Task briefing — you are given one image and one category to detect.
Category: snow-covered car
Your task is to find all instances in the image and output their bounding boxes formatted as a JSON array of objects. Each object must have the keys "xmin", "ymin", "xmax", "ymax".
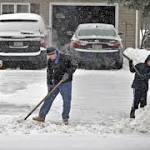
[
  {"xmin": 70, "ymin": 23, "xmax": 123, "ymax": 69},
  {"xmin": 0, "ymin": 13, "xmax": 48, "ymax": 69}
]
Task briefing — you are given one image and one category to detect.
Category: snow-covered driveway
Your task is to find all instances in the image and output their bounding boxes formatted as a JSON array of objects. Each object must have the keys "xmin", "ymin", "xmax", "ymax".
[{"xmin": 0, "ymin": 68, "xmax": 150, "ymax": 149}]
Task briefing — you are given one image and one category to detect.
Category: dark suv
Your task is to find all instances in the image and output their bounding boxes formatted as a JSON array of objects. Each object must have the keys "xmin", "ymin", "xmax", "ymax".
[{"xmin": 0, "ymin": 13, "xmax": 48, "ymax": 69}]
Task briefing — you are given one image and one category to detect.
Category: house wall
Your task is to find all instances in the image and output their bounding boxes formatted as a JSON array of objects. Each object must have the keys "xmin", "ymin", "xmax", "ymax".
[
  {"xmin": 118, "ymin": 5, "xmax": 137, "ymax": 48},
  {"xmin": 0, "ymin": 0, "xmax": 49, "ymax": 24}
]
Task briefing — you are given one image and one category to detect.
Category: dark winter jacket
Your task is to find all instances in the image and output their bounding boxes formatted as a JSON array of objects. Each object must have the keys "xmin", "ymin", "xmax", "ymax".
[
  {"xmin": 47, "ymin": 53, "xmax": 77, "ymax": 85},
  {"xmin": 129, "ymin": 59, "xmax": 150, "ymax": 90}
]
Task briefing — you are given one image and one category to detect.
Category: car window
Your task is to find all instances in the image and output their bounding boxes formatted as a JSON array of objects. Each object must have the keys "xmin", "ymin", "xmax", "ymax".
[
  {"xmin": 78, "ymin": 28, "xmax": 117, "ymax": 37},
  {"xmin": 0, "ymin": 19, "xmax": 39, "ymax": 32}
]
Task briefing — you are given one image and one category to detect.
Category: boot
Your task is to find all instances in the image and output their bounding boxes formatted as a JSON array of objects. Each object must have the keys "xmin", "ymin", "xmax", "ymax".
[
  {"xmin": 63, "ymin": 119, "xmax": 69, "ymax": 125},
  {"xmin": 33, "ymin": 116, "xmax": 45, "ymax": 122},
  {"xmin": 140, "ymin": 100, "xmax": 147, "ymax": 108},
  {"xmin": 130, "ymin": 108, "xmax": 135, "ymax": 119}
]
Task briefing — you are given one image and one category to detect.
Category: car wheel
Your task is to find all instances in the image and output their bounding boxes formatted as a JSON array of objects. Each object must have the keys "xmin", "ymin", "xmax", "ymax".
[{"xmin": 31, "ymin": 60, "xmax": 47, "ymax": 70}]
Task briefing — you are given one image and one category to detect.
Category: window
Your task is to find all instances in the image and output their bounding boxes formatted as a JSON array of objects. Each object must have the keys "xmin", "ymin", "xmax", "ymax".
[
  {"xmin": 17, "ymin": 4, "xmax": 30, "ymax": 13},
  {"xmin": 1, "ymin": 4, "xmax": 14, "ymax": 14},
  {"xmin": 78, "ymin": 29, "xmax": 116, "ymax": 37},
  {"xmin": 31, "ymin": 3, "xmax": 40, "ymax": 14},
  {"xmin": 1, "ymin": 3, "xmax": 30, "ymax": 14}
]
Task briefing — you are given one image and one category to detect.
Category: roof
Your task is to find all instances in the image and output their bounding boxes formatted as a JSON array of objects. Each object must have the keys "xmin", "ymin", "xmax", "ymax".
[{"xmin": 0, "ymin": 13, "xmax": 42, "ymax": 21}]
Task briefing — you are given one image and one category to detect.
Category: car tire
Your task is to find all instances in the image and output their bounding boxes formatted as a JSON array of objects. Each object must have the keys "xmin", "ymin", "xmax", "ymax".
[
  {"xmin": 31, "ymin": 59, "xmax": 47, "ymax": 70},
  {"xmin": 31, "ymin": 52, "xmax": 47, "ymax": 69}
]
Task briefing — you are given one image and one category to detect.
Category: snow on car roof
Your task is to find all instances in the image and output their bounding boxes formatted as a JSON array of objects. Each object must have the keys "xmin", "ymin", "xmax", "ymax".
[
  {"xmin": 78, "ymin": 23, "xmax": 115, "ymax": 30},
  {"xmin": 0, "ymin": 13, "xmax": 42, "ymax": 21}
]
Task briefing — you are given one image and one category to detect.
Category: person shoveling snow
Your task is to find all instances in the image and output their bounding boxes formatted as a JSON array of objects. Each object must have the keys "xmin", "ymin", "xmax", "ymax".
[
  {"xmin": 32, "ymin": 47, "xmax": 77, "ymax": 125},
  {"xmin": 123, "ymin": 48, "xmax": 150, "ymax": 119}
]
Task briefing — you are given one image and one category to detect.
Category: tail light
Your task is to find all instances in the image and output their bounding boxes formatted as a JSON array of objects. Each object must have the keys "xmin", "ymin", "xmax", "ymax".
[
  {"xmin": 70, "ymin": 40, "xmax": 81, "ymax": 48},
  {"xmin": 70, "ymin": 40, "xmax": 88, "ymax": 49},
  {"xmin": 40, "ymin": 36, "xmax": 48, "ymax": 48},
  {"xmin": 108, "ymin": 40, "xmax": 122, "ymax": 49},
  {"xmin": 0, "ymin": 60, "xmax": 3, "ymax": 68}
]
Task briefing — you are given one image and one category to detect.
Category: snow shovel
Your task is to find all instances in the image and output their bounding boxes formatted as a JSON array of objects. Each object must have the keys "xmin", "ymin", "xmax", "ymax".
[
  {"xmin": 123, "ymin": 53, "xmax": 142, "ymax": 76},
  {"xmin": 24, "ymin": 79, "xmax": 64, "ymax": 120}
]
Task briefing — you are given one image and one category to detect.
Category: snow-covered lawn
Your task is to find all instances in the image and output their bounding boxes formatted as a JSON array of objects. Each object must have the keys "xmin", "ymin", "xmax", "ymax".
[{"xmin": 0, "ymin": 66, "xmax": 150, "ymax": 149}]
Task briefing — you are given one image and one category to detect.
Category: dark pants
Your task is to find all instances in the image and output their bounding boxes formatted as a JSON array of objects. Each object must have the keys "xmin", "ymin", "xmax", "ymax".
[
  {"xmin": 132, "ymin": 88, "xmax": 147, "ymax": 109},
  {"xmin": 39, "ymin": 81, "xmax": 72, "ymax": 120}
]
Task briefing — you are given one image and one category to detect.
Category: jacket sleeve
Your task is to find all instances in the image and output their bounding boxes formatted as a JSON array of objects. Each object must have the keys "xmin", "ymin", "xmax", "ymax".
[
  {"xmin": 142, "ymin": 72, "xmax": 150, "ymax": 80},
  {"xmin": 47, "ymin": 62, "xmax": 53, "ymax": 85},
  {"xmin": 65, "ymin": 55, "xmax": 77, "ymax": 75},
  {"xmin": 135, "ymin": 64, "xmax": 150, "ymax": 80},
  {"xmin": 129, "ymin": 61, "xmax": 135, "ymax": 73}
]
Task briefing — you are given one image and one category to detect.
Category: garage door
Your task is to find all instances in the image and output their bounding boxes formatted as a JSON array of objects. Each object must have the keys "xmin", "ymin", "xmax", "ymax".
[{"xmin": 50, "ymin": 4, "xmax": 117, "ymax": 49}]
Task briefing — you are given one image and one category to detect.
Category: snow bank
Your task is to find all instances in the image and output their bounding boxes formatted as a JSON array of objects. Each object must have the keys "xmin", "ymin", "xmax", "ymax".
[
  {"xmin": 123, "ymin": 47, "xmax": 150, "ymax": 65},
  {"xmin": 0, "ymin": 115, "xmax": 115, "ymax": 135},
  {"xmin": 1, "ymin": 106, "xmax": 150, "ymax": 136},
  {"xmin": 114, "ymin": 106, "xmax": 150, "ymax": 134}
]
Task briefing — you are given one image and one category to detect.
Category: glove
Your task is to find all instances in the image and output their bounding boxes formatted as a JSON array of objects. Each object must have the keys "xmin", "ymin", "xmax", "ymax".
[
  {"xmin": 129, "ymin": 60, "xmax": 133, "ymax": 68},
  {"xmin": 129, "ymin": 60, "xmax": 133, "ymax": 65},
  {"xmin": 62, "ymin": 73, "xmax": 69, "ymax": 82}
]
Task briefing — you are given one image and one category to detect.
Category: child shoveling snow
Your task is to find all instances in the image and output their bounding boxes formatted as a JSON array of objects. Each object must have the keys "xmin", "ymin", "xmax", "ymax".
[{"xmin": 124, "ymin": 48, "xmax": 150, "ymax": 118}]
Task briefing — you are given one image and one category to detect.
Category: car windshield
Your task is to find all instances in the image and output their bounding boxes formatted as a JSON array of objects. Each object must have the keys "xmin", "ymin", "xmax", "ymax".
[{"xmin": 78, "ymin": 28, "xmax": 117, "ymax": 37}]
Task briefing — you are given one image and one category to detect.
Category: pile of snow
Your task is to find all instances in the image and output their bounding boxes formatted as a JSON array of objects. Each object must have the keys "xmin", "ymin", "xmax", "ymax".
[
  {"xmin": 1, "ymin": 106, "xmax": 150, "ymax": 135},
  {"xmin": 114, "ymin": 106, "xmax": 150, "ymax": 134},
  {"xmin": 123, "ymin": 47, "xmax": 150, "ymax": 65},
  {"xmin": 0, "ymin": 113, "xmax": 119, "ymax": 135}
]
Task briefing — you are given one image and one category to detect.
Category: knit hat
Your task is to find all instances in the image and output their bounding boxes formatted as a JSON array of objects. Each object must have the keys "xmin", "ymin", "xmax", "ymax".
[{"xmin": 47, "ymin": 47, "xmax": 57, "ymax": 54}]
